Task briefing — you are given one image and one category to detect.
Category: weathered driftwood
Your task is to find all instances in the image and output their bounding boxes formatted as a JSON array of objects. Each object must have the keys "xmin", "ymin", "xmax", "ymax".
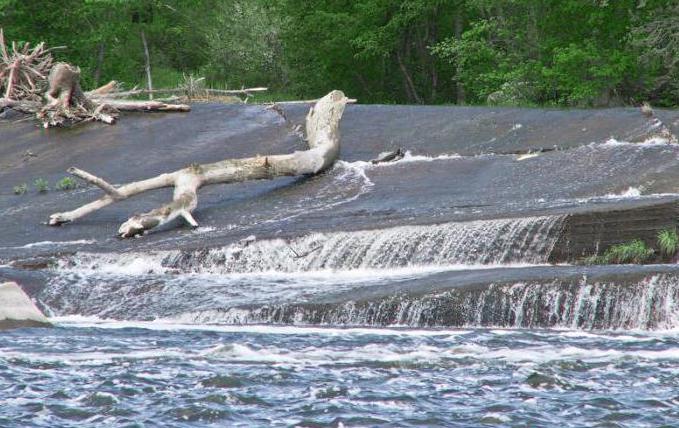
[
  {"xmin": 49, "ymin": 90, "xmax": 349, "ymax": 237},
  {"xmin": 0, "ymin": 29, "xmax": 190, "ymax": 127},
  {"xmin": 0, "ymin": 28, "xmax": 56, "ymax": 102},
  {"xmin": 96, "ymin": 87, "xmax": 268, "ymax": 98},
  {"xmin": 269, "ymin": 97, "xmax": 357, "ymax": 105},
  {"xmin": 97, "ymin": 99, "xmax": 191, "ymax": 112}
]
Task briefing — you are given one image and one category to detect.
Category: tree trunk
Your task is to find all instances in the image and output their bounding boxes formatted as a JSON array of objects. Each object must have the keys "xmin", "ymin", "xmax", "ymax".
[
  {"xmin": 140, "ymin": 30, "xmax": 153, "ymax": 100},
  {"xmin": 93, "ymin": 43, "xmax": 105, "ymax": 88},
  {"xmin": 396, "ymin": 30, "xmax": 423, "ymax": 105},
  {"xmin": 396, "ymin": 49, "xmax": 422, "ymax": 104},
  {"xmin": 454, "ymin": 11, "xmax": 466, "ymax": 105},
  {"xmin": 430, "ymin": 16, "xmax": 439, "ymax": 102},
  {"xmin": 48, "ymin": 90, "xmax": 349, "ymax": 238}
]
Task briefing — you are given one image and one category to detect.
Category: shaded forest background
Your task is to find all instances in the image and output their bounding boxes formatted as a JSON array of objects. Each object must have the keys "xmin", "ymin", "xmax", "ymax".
[{"xmin": 1, "ymin": 0, "xmax": 677, "ymax": 107}]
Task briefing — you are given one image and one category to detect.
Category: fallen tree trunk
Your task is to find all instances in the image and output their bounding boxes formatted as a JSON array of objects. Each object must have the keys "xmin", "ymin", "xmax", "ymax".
[
  {"xmin": 49, "ymin": 90, "xmax": 349, "ymax": 237},
  {"xmin": 98, "ymin": 99, "xmax": 191, "ymax": 112},
  {"xmin": 94, "ymin": 87, "xmax": 268, "ymax": 99}
]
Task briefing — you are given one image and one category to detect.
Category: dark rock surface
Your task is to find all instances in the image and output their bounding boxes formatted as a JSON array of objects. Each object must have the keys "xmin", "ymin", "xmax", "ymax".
[
  {"xmin": 550, "ymin": 201, "xmax": 679, "ymax": 263},
  {"xmin": 1, "ymin": 103, "xmax": 678, "ymax": 265}
]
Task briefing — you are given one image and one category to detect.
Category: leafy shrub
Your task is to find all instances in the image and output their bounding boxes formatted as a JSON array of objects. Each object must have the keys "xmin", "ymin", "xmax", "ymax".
[
  {"xmin": 657, "ymin": 229, "xmax": 679, "ymax": 257},
  {"xmin": 604, "ymin": 240, "xmax": 654, "ymax": 264},
  {"xmin": 584, "ymin": 240, "xmax": 654, "ymax": 265},
  {"xmin": 13, "ymin": 183, "xmax": 27, "ymax": 195},
  {"xmin": 56, "ymin": 176, "xmax": 77, "ymax": 191},
  {"xmin": 582, "ymin": 254, "xmax": 606, "ymax": 265},
  {"xmin": 33, "ymin": 178, "xmax": 49, "ymax": 193}
]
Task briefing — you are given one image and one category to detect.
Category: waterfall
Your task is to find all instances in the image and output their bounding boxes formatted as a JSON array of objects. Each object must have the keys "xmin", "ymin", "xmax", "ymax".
[
  {"xmin": 56, "ymin": 215, "xmax": 565, "ymax": 275},
  {"xmin": 167, "ymin": 274, "xmax": 679, "ymax": 330},
  {"xmin": 47, "ymin": 214, "xmax": 643, "ymax": 328},
  {"xmin": 164, "ymin": 215, "xmax": 565, "ymax": 273}
]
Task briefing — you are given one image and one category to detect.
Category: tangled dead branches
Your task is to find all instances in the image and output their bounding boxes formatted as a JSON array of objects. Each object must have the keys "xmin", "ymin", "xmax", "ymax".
[
  {"xmin": 0, "ymin": 29, "xmax": 190, "ymax": 128},
  {"xmin": 0, "ymin": 29, "xmax": 56, "ymax": 103}
]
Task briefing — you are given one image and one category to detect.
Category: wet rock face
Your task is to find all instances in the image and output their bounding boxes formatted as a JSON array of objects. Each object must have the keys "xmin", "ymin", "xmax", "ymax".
[{"xmin": 549, "ymin": 201, "xmax": 679, "ymax": 263}]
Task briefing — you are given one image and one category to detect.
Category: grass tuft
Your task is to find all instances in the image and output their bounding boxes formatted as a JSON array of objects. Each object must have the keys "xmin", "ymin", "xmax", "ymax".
[
  {"xmin": 56, "ymin": 176, "xmax": 78, "ymax": 191},
  {"xmin": 13, "ymin": 183, "xmax": 27, "ymax": 195},
  {"xmin": 584, "ymin": 239, "xmax": 654, "ymax": 265},
  {"xmin": 657, "ymin": 229, "xmax": 679, "ymax": 257},
  {"xmin": 33, "ymin": 178, "xmax": 49, "ymax": 193}
]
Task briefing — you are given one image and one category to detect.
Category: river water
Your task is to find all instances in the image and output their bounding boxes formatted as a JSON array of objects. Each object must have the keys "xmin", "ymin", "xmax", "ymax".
[{"xmin": 4, "ymin": 321, "xmax": 679, "ymax": 427}]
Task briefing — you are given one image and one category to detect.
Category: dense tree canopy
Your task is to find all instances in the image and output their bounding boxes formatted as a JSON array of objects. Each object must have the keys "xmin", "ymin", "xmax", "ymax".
[{"xmin": 1, "ymin": 0, "xmax": 676, "ymax": 106}]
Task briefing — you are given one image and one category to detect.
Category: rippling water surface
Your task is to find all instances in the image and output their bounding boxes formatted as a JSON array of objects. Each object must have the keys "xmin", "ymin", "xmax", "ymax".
[{"xmin": 2, "ymin": 322, "xmax": 679, "ymax": 427}]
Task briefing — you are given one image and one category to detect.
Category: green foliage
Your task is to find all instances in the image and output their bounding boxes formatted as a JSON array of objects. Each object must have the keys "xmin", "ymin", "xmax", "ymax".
[
  {"xmin": 13, "ymin": 183, "xmax": 27, "ymax": 195},
  {"xmin": 585, "ymin": 240, "xmax": 655, "ymax": 265},
  {"xmin": 56, "ymin": 176, "xmax": 78, "ymax": 191},
  {"xmin": 200, "ymin": 0, "xmax": 285, "ymax": 89},
  {"xmin": 657, "ymin": 229, "xmax": 679, "ymax": 257},
  {"xmin": 0, "ymin": 0, "xmax": 676, "ymax": 106},
  {"xmin": 33, "ymin": 178, "xmax": 49, "ymax": 193}
]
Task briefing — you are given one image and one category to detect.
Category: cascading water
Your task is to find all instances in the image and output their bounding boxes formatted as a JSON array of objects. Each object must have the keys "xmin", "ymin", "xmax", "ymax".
[
  {"xmin": 39, "ymin": 215, "xmax": 572, "ymax": 323},
  {"xmin": 165, "ymin": 272, "xmax": 679, "ymax": 330},
  {"xmin": 56, "ymin": 214, "xmax": 565, "ymax": 274},
  {"xmin": 34, "ymin": 211, "xmax": 679, "ymax": 331},
  {"xmin": 170, "ymin": 215, "xmax": 564, "ymax": 272}
]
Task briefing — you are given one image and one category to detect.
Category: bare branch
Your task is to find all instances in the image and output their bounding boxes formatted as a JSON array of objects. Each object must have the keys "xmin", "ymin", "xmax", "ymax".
[{"xmin": 67, "ymin": 167, "xmax": 124, "ymax": 200}]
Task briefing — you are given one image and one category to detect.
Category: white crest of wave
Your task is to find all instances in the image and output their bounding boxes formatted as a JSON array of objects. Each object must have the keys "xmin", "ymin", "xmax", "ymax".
[
  {"xmin": 336, "ymin": 150, "xmax": 462, "ymax": 171},
  {"xmin": 2, "ymin": 239, "xmax": 96, "ymax": 249},
  {"xmin": 601, "ymin": 137, "xmax": 672, "ymax": 147},
  {"xmin": 52, "ymin": 315, "xmax": 473, "ymax": 337},
  {"xmin": 200, "ymin": 340, "xmax": 679, "ymax": 366},
  {"xmin": 602, "ymin": 186, "xmax": 642, "ymax": 199},
  {"xmin": 57, "ymin": 251, "xmax": 171, "ymax": 275}
]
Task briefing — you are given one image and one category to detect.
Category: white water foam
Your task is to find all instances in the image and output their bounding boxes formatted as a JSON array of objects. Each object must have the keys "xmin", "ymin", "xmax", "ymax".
[
  {"xmin": 337, "ymin": 150, "xmax": 462, "ymax": 172},
  {"xmin": 51, "ymin": 316, "xmax": 473, "ymax": 337},
  {"xmin": 600, "ymin": 137, "xmax": 674, "ymax": 147},
  {"xmin": 54, "ymin": 215, "xmax": 564, "ymax": 276},
  {"xmin": 1, "ymin": 239, "xmax": 96, "ymax": 250},
  {"xmin": 602, "ymin": 186, "xmax": 642, "ymax": 199},
  {"xmin": 0, "ymin": 348, "xmax": 187, "ymax": 366}
]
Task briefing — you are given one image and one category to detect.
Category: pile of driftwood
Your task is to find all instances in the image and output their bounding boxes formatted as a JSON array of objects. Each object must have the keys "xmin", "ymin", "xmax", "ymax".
[{"xmin": 0, "ymin": 29, "xmax": 189, "ymax": 128}]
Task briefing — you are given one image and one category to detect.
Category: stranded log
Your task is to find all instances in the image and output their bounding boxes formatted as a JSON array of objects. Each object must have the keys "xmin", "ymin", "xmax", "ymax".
[{"xmin": 49, "ymin": 90, "xmax": 349, "ymax": 237}]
